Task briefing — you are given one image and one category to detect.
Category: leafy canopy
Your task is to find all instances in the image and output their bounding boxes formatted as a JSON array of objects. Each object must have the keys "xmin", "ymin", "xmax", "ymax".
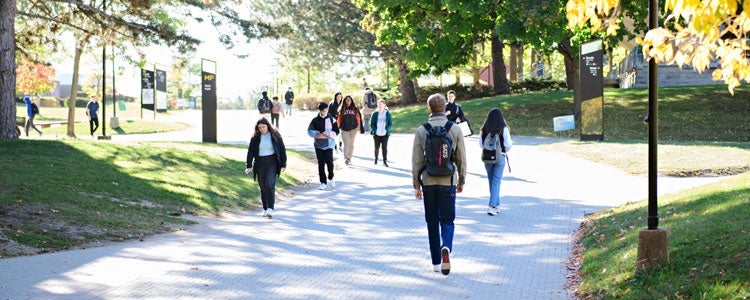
[{"xmin": 566, "ymin": 0, "xmax": 750, "ymax": 93}]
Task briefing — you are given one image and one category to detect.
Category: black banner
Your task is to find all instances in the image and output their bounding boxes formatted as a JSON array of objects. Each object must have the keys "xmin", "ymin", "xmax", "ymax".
[
  {"xmin": 155, "ymin": 69, "xmax": 167, "ymax": 112},
  {"xmin": 579, "ymin": 40, "xmax": 604, "ymax": 141},
  {"xmin": 202, "ymin": 59, "xmax": 217, "ymax": 143},
  {"xmin": 141, "ymin": 69, "xmax": 155, "ymax": 111}
]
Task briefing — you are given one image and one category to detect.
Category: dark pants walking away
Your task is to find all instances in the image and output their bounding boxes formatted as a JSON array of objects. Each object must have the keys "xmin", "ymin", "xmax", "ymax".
[
  {"xmin": 373, "ymin": 135, "xmax": 389, "ymax": 162},
  {"xmin": 25, "ymin": 115, "xmax": 42, "ymax": 136},
  {"xmin": 256, "ymin": 155, "xmax": 278, "ymax": 210},
  {"xmin": 271, "ymin": 113, "xmax": 280, "ymax": 129},
  {"xmin": 315, "ymin": 148, "xmax": 334, "ymax": 184},
  {"xmin": 90, "ymin": 117, "xmax": 99, "ymax": 135},
  {"xmin": 422, "ymin": 185, "xmax": 456, "ymax": 265}
]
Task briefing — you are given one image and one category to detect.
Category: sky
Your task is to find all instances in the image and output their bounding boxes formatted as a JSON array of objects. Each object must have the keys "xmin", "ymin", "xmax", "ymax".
[{"xmin": 53, "ymin": 17, "xmax": 281, "ymax": 101}]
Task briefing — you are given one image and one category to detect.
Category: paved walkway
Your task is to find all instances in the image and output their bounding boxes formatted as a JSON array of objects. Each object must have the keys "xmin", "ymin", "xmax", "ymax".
[{"xmin": 0, "ymin": 109, "xmax": 724, "ymax": 299}]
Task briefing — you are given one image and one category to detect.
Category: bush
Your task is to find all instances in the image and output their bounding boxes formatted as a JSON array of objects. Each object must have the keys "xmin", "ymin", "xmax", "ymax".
[
  {"xmin": 416, "ymin": 84, "xmax": 495, "ymax": 103},
  {"xmin": 509, "ymin": 78, "xmax": 567, "ymax": 93}
]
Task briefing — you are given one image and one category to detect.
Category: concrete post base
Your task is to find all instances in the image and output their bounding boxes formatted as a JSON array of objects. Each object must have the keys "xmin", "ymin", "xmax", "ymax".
[
  {"xmin": 109, "ymin": 117, "xmax": 120, "ymax": 129},
  {"xmin": 636, "ymin": 228, "xmax": 669, "ymax": 272}
]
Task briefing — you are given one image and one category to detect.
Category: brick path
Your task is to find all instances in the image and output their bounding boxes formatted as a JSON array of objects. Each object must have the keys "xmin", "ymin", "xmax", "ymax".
[{"xmin": 0, "ymin": 109, "xmax": 722, "ymax": 299}]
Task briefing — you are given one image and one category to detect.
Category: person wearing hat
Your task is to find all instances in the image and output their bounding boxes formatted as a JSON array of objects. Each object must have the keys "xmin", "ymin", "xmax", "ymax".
[
  {"xmin": 307, "ymin": 102, "xmax": 340, "ymax": 190},
  {"xmin": 23, "ymin": 95, "xmax": 42, "ymax": 137}
]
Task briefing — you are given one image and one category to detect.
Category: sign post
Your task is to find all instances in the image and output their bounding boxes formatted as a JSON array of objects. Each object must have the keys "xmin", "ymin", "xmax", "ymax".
[
  {"xmin": 202, "ymin": 59, "xmax": 217, "ymax": 143},
  {"xmin": 579, "ymin": 39, "xmax": 604, "ymax": 141}
]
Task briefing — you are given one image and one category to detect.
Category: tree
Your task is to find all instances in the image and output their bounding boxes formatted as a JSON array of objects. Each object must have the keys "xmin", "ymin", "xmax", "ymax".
[
  {"xmin": 566, "ymin": 0, "xmax": 747, "ymax": 93},
  {"xmin": 355, "ymin": 0, "xmax": 512, "ymax": 94},
  {"xmin": 2, "ymin": 0, "xmax": 290, "ymax": 139},
  {"xmin": 15, "ymin": 61, "xmax": 56, "ymax": 96}
]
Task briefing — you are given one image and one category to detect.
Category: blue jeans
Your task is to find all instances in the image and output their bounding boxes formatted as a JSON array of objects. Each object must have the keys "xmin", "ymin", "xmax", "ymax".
[
  {"xmin": 422, "ymin": 185, "xmax": 456, "ymax": 265},
  {"xmin": 484, "ymin": 155, "xmax": 506, "ymax": 208}
]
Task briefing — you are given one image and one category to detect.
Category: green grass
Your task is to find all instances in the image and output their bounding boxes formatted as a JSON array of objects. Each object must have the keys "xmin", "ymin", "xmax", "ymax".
[
  {"xmin": 390, "ymin": 85, "xmax": 750, "ymax": 142},
  {"xmin": 39, "ymin": 119, "xmax": 189, "ymax": 137},
  {"xmin": 573, "ymin": 172, "xmax": 750, "ymax": 299},
  {"xmin": 0, "ymin": 140, "xmax": 315, "ymax": 256}
]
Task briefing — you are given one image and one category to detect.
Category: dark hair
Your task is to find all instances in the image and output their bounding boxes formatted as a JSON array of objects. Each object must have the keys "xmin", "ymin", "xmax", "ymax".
[
  {"xmin": 480, "ymin": 108, "xmax": 509, "ymax": 140},
  {"xmin": 340, "ymin": 95, "xmax": 361, "ymax": 115},
  {"xmin": 333, "ymin": 92, "xmax": 342, "ymax": 102},
  {"xmin": 253, "ymin": 117, "xmax": 282, "ymax": 141}
]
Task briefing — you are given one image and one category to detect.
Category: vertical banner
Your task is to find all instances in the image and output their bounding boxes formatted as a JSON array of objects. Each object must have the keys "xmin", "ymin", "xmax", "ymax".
[
  {"xmin": 579, "ymin": 39, "xmax": 604, "ymax": 141},
  {"xmin": 141, "ymin": 69, "xmax": 155, "ymax": 112},
  {"xmin": 202, "ymin": 59, "xmax": 217, "ymax": 143},
  {"xmin": 155, "ymin": 68, "xmax": 168, "ymax": 112}
]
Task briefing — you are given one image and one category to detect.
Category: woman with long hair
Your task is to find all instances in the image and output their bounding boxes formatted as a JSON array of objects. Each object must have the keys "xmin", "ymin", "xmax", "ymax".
[
  {"xmin": 245, "ymin": 117, "xmax": 287, "ymax": 218},
  {"xmin": 479, "ymin": 108, "xmax": 513, "ymax": 216},
  {"xmin": 336, "ymin": 95, "xmax": 365, "ymax": 165}
]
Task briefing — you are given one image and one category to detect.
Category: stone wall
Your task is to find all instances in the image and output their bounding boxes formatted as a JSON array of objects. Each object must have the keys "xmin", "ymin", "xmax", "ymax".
[{"xmin": 620, "ymin": 64, "xmax": 718, "ymax": 88}]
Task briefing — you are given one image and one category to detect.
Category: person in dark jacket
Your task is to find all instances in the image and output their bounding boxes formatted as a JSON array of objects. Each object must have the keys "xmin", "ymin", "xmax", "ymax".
[
  {"xmin": 245, "ymin": 117, "xmax": 287, "ymax": 218},
  {"xmin": 445, "ymin": 90, "xmax": 473, "ymax": 135},
  {"xmin": 284, "ymin": 87, "xmax": 294, "ymax": 115},
  {"xmin": 307, "ymin": 102, "xmax": 340, "ymax": 190},
  {"xmin": 329, "ymin": 92, "xmax": 344, "ymax": 152},
  {"xmin": 257, "ymin": 91, "xmax": 273, "ymax": 121},
  {"xmin": 336, "ymin": 95, "xmax": 365, "ymax": 165}
]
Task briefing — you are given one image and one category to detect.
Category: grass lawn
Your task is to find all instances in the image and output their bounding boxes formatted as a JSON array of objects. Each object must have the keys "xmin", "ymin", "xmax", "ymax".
[
  {"xmin": 571, "ymin": 172, "xmax": 750, "ymax": 299},
  {"xmin": 16, "ymin": 102, "xmax": 189, "ymax": 137},
  {"xmin": 0, "ymin": 140, "xmax": 317, "ymax": 257}
]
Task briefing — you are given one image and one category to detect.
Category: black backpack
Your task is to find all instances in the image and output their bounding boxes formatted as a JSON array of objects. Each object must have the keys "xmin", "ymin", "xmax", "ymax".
[
  {"xmin": 365, "ymin": 92, "xmax": 377, "ymax": 108},
  {"xmin": 31, "ymin": 103, "xmax": 39, "ymax": 115},
  {"xmin": 420, "ymin": 122, "xmax": 455, "ymax": 181}
]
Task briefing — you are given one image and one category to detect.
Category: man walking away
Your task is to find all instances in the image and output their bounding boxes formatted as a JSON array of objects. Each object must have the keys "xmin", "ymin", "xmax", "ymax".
[{"xmin": 412, "ymin": 93, "xmax": 466, "ymax": 276}]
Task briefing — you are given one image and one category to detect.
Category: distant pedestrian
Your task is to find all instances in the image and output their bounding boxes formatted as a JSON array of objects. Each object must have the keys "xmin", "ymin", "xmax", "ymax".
[
  {"xmin": 257, "ymin": 91, "xmax": 272, "ymax": 121},
  {"xmin": 23, "ymin": 96, "xmax": 42, "ymax": 137},
  {"xmin": 362, "ymin": 78, "xmax": 368, "ymax": 89},
  {"xmin": 369, "ymin": 99, "xmax": 392, "ymax": 167},
  {"xmin": 270, "ymin": 96, "xmax": 285, "ymax": 130},
  {"xmin": 336, "ymin": 95, "xmax": 365, "ymax": 165},
  {"xmin": 445, "ymin": 90, "xmax": 473, "ymax": 136},
  {"xmin": 245, "ymin": 118, "xmax": 287, "ymax": 218},
  {"xmin": 479, "ymin": 108, "xmax": 513, "ymax": 216},
  {"xmin": 284, "ymin": 87, "xmax": 294, "ymax": 115},
  {"xmin": 328, "ymin": 92, "xmax": 344, "ymax": 152},
  {"xmin": 361, "ymin": 88, "xmax": 377, "ymax": 130},
  {"xmin": 412, "ymin": 93, "xmax": 466, "ymax": 275},
  {"xmin": 308, "ymin": 102, "xmax": 339, "ymax": 190},
  {"xmin": 86, "ymin": 95, "xmax": 100, "ymax": 136}
]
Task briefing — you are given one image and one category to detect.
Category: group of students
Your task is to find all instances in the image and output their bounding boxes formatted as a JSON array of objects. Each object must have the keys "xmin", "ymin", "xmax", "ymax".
[
  {"xmin": 306, "ymin": 89, "xmax": 393, "ymax": 191},
  {"xmin": 21, "ymin": 94, "xmax": 102, "ymax": 137},
  {"xmin": 244, "ymin": 89, "xmax": 513, "ymax": 277},
  {"xmin": 256, "ymin": 88, "xmax": 294, "ymax": 131}
]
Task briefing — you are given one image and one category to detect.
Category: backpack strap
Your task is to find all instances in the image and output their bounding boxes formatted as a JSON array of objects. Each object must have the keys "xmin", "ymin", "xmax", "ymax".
[{"xmin": 418, "ymin": 122, "xmax": 431, "ymax": 187}]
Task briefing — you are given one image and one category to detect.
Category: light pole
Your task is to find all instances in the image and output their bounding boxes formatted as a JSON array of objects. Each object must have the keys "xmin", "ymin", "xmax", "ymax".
[{"xmin": 100, "ymin": 0, "xmax": 108, "ymax": 138}]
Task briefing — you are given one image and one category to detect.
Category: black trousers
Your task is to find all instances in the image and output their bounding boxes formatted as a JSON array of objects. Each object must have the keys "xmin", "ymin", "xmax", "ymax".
[
  {"xmin": 271, "ymin": 113, "xmax": 280, "ymax": 129},
  {"xmin": 256, "ymin": 155, "xmax": 278, "ymax": 210},
  {"xmin": 89, "ymin": 117, "xmax": 99, "ymax": 135},
  {"xmin": 315, "ymin": 148, "xmax": 334, "ymax": 184},
  {"xmin": 373, "ymin": 135, "xmax": 389, "ymax": 161}
]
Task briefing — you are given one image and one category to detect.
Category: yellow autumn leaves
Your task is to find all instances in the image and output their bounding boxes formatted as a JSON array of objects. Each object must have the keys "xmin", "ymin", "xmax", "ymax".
[{"xmin": 566, "ymin": 0, "xmax": 750, "ymax": 94}]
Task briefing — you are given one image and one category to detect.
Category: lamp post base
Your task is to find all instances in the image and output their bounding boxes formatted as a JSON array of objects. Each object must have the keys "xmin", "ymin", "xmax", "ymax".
[{"xmin": 636, "ymin": 228, "xmax": 669, "ymax": 272}]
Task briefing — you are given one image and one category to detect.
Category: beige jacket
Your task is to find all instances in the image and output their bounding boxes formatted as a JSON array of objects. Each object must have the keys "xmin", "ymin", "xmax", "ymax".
[{"xmin": 412, "ymin": 114, "xmax": 467, "ymax": 189}]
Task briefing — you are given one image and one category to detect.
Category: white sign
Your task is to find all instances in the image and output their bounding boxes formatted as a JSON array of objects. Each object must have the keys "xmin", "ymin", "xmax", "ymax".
[{"xmin": 553, "ymin": 115, "xmax": 575, "ymax": 132}]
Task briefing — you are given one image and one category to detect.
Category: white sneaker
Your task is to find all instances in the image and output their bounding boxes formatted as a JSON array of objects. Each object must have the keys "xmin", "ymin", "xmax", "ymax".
[
  {"xmin": 261, "ymin": 210, "xmax": 268, "ymax": 217},
  {"xmin": 487, "ymin": 206, "xmax": 496, "ymax": 216},
  {"xmin": 318, "ymin": 183, "xmax": 327, "ymax": 190},
  {"xmin": 266, "ymin": 208, "xmax": 274, "ymax": 218},
  {"xmin": 328, "ymin": 180, "xmax": 336, "ymax": 189},
  {"xmin": 495, "ymin": 206, "xmax": 501, "ymax": 214},
  {"xmin": 433, "ymin": 264, "xmax": 441, "ymax": 272}
]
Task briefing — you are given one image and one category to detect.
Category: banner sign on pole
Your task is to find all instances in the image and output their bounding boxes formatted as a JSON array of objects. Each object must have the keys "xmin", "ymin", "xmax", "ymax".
[
  {"xmin": 141, "ymin": 69, "xmax": 155, "ymax": 111},
  {"xmin": 579, "ymin": 39, "xmax": 604, "ymax": 141},
  {"xmin": 202, "ymin": 59, "xmax": 217, "ymax": 143},
  {"xmin": 155, "ymin": 68, "xmax": 168, "ymax": 112}
]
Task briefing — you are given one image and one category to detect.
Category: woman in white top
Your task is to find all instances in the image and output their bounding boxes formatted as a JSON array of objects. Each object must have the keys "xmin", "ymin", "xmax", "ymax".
[{"xmin": 479, "ymin": 108, "xmax": 512, "ymax": 216}]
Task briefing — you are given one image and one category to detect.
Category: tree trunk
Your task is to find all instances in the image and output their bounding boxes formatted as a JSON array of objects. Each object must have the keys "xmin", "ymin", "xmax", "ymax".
[
  {"xmin": 454, "ymin": 69, "xmax": 460, "ymax": 86},
  {"xmin": 557, "ymin": 35, "xmax": 580, "ymax": 118},
  {"xmin": 0, "ymin": 0, "xmax": 17, "ymax": 140},
  {"xmin": 517, "ymin": 44, "xmax": 524, "ymax": 81},
  {"xmin": 471, "ymin": 50, "xmax": 480, "ymax": 86},
  {"xmin": 491, "ymin": 33, "xmax": 510, "ymax": 94},
  {"xmin": 509, "ymin": 43, "xmax": 517, "ymax": 81},
  {"xmin": 67, "ymin": 40, "xmax": 84, "ymax": 137},
  {"xmin": 395, "ymin": 55, "xmax": 417, "ymax": 105}
]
